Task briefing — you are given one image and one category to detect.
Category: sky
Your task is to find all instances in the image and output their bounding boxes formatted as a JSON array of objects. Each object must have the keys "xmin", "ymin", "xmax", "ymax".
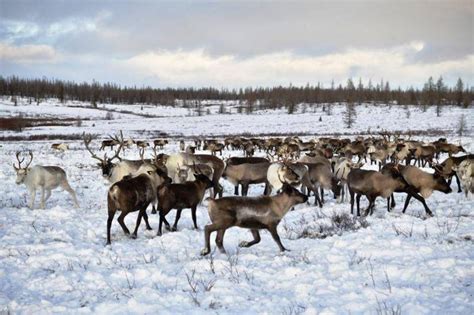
[{"xmin": 0, "ymin": 0, "xmax": 473, "ymax": 89}]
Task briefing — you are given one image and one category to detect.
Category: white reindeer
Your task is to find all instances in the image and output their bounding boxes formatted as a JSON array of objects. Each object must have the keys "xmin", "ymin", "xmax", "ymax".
[
  {"xmin": 51, "ymin": 143, "xmax": 69, "ymax": 152},
  {"xmin": 13, "ymin": 151, "xmax": 79, "ymax": 209}
]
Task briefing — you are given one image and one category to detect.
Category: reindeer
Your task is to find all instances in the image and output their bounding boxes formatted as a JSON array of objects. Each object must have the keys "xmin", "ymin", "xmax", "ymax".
[
  {"xmin": 166, "ymin": 153, "xmax": 225, "ymax": 198},
  {"xmin": 175, "ymin": 162, "xmax": 214, "ymax": 183},
  {"xmin": 107, "ymin": 166, "xmax": 171, "ymax": 244},
  {"xmin": 244, "ymin": 143, "xmax": 255, "ymax": 157},
  {"xmin": 433, "ymin": 154, "xmax": 474, "ymax": 193},
  {"xmin": 100, "ymin": 135, "xmax": 121, "ymax": 151},
  {"xmin": 347, "ymin": 169, "xmax": 407, "ymax": 216},
  {"xmin": 200, "ymin": 184, "xmax": 308, "ymax": 255},
  {"xmin": 51, "ymin": 143, "xmax": 69, "ymax": 152},
  {"xmin": 334, "ymin": 157, "xmax": 363, "ymax": 202},
  {"xmin": 223, "ymin": 162, "xmax": 271, "ymax": 196},
  {"xmin": 156, "ymin": 173, "xmax": 213, "ymax": 235},
  {"xmin": 13, "ymin": 151, "xmax": 79, "ymax": 209},
  {"xmin": 185, "ymin": 145, "xmax": 196, "ymax": 154},
  {"xmin": 153, "ymin": 139, "xmax": 168, "ymax": 150},
  {"xmin": 453, "ymin": 159, "xmax": 474, "ymax": 198},
  {"xmin": 203, "ymin": 142, "xmax": 225, "ymax": 156},
  {"xmin": 179, "ymin": 140, "xmax": 185, "ymax": 151},
  {"xmin": 136, "ymin": 141, "xmax": 150, "ymax": 149},
  {"xmin": 83, "ymin": 132, "xmax": 127, "ymax": 183}
]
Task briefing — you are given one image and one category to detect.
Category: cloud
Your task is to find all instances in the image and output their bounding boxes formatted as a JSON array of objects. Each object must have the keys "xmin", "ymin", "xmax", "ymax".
[
  {"xmin": 0, "ymin": 42, "xmax": 61, "ymax": 63},
  {"xmin": 122, "ymin": 41, "xmax": 474, "ymax": 88}
]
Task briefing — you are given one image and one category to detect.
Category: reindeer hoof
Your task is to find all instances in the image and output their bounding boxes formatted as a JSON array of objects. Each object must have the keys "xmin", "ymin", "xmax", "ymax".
[
  {"xmin": 151, "ymin": 209, "xmax": 157, "ymax": 214},
  {"xmin": 200, "ymin": 248, "xmax": 210, "ymax": 256},
  {"xmin": 130, "ymin": 234, "xmax": 137, "ymax": 239},
  {"xmin": 239, "ymin": 241, "xmax": 250, "ymax": 247},
  {"xmin": 165, "ymin": 225, "xmax": 171, "ymax": 231},
  {"xmin": 171, "ymin": 226, "xmax": 177, "ymax": 232}
]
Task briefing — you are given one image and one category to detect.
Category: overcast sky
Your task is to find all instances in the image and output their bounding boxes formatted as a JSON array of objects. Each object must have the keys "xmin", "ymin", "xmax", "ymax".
[{"xmin": 0, "ymin": 0, "xmax": 473, "ymax": 88}]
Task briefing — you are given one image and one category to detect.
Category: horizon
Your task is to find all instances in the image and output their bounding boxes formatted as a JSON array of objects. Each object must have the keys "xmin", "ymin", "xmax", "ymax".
[{"xmin": 1, "ymin": 0, "xmax": 473, "ymax": 89}]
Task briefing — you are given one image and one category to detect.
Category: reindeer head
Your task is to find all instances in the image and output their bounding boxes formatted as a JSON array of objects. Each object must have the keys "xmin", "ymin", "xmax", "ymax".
[
  {"xmin": 83, "ymin": 131, "xmax": 124, "ymax": 178},
  {"xmin": 278, "ymin": 164, "xmax": 300, "ymax": 184},
  {"xmin": 13, "ymin": 151, "xmax": 33, "ymax": 184}
]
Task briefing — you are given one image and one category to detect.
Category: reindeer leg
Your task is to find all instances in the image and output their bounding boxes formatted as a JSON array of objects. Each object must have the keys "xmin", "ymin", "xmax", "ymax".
[
  {"xmin": 172, "ymin": 209, "xmax": 182, "ymax": 231},
  {"xmin": 132, "ymin": 206, "xmax": 148, "ymax": 238},
  {"xmin": 157, "ymin": 209, "xmax": 168, "ymax": 236},
  {"xmin": 402, "ymin": 194, "xmax": 412, "ymax": 214},
  {"xmin": 29, "ymin": 188, "xmax": 36, "ymax": 209},
  {"xmin": 320, "ymin": 187, "xmax": 324, "ymax": 204},
  {"xmin": 350, "ymin": 189, "xmax": 355, "ymax": 215},
  {"xmin": 61, "ymin": 180, "xmax": 79, "ymax": 208},
  {"xmin": 391, "ymin": 194, "xmax": 396, "ymax": 209},
  {"xmin": 242, "ymin": 183, "xmax": 249, "ymax": 196},
  {"xmin": 215, "ymin": 229, "xmax": 227, "ymax": 253},
  {"xmin": 43, "ymin": 189, "xmax": 51, "ymax": 203},
  {"xmin": 117, "ymin": 212, "xmax": 130, "ymax": 235},
  {"xmin": 454, "ymin": 173, "xmax": 462, "ymax": 193},
  {"xmin": 40, "ymin": 187, "xmax": 46, "ymax": 209},
  {"xmin": 407, "ymin": 191, "xmax": 433, "ymax": 217},
  {"xmin": 239, "ymin": 229, "xmax": 261, "ymax": 248},
  {"xmin": 142, "ymin": 210, "xmax": 152, "ymax": 230},
  {"xmin": 191, "ymin": 206, "xmax": 198, "ymax": 229},
  {"xmin": 106, "ymin": 209, "xmax": 116, "ymax": 245},
  {"xmin": 234, "ymin": 185, "xmax": 239, "ymax": 195},
  {"xmin": 201, "ymin": 223, "xmax": 220, "ymax": 256},
  {"xmin": 268, "ymin": 225, "xmax": 288, "ymax": 252},
  {"xmin": 356, "ymin": 194, "xmax": 361, "ymax": 217}
]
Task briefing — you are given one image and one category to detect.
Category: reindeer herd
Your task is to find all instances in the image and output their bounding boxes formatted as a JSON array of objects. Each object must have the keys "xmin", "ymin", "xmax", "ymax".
[{"xmin": 12, "ymin": 132, "xmax": 473, "ymax": 254}]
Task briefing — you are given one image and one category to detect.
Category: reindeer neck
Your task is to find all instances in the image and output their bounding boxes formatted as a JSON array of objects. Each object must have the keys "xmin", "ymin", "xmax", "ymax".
[{"xmin": 271, "ymin": 193, "xmax": 295, "ymax": 218}]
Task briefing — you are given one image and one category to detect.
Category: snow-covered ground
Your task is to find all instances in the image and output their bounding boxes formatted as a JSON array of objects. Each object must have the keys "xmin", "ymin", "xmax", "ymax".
[{"xmin": 0, "ymin": 98, "xmax": 473, "ymax": 314}]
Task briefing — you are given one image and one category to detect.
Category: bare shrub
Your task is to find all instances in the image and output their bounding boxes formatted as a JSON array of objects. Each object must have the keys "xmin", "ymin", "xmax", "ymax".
[
  {"xmin": 105, "ymin": 111, "xmax": 114, "ymax": 120},
  {"xmin": 286, "ymin": 212, "xmax": 369, "ymax": 239}
]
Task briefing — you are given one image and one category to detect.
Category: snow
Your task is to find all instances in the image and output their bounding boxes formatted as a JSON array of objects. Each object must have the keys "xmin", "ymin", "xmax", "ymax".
[{"xmin": 0, "ymin": 97, "xmax": 473, "ymax": 314}]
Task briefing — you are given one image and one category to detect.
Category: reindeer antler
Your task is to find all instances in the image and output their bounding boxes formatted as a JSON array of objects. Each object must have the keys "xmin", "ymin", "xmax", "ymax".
[
  {"xmin": 13, "ymin": 151, "xmax": 24, "ymax": 170},
  {"xmin": 108, "ymin": 130, "xmax": 124, "ymax": 162},
  {"xmin": 83, "ymin": 132, "xmax": 106, "ymax": 163},
  {"xmin": 139, "ymin": 147, "xmax": 145, "ymax": 161},
  {"xmin": 13, "ymin": 151, "xmax": 33, "ymax": 170},
  {"xmin": 25, "ymin": 151, "xmax": 33, "ymax": 169}
]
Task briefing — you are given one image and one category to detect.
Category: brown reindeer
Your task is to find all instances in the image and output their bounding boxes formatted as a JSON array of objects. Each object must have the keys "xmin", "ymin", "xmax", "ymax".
[
  {"xmin": 106, "ymin": 167, "xmax": 171, "ymax": 244},
  {"xmin": 200, "ymin": 184, "xmax": 308, "ymax": 255},
  {"xmin": 156, "ymin": 174, "xmax": 213, "ymax": 235},
  {"xmin": 223, "ymin": 162, "xmax": 271, "ymax": 196}
]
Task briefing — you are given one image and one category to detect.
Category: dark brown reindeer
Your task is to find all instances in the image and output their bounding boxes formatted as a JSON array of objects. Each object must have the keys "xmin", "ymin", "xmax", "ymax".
[
  {"xmin": 200, "ymin": 184, "xmax": 308, "ymax": 256},
  {"xmin": 106, "ymin": 167, "xmax": 171, "ymax": 244},
  {"xmin": 136, "ymin": 140, "xmax": 150, "ymax": 149},
  {"xmin": 156, "ymin": 173, "xmax": 213, "ymax": 236},
  {"xmin": 153, "ymin": 139, "xmax": 169, "ymax": 150},
  {"xmin": 100, "ymin": 134, "xmax": 122, "ymax": 151}
]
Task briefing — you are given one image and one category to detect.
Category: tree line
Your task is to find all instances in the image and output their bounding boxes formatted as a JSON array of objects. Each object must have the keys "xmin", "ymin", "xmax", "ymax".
[{"xmin": 0, "ymin": 75, "xmax": 471, "ymax": 109}]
